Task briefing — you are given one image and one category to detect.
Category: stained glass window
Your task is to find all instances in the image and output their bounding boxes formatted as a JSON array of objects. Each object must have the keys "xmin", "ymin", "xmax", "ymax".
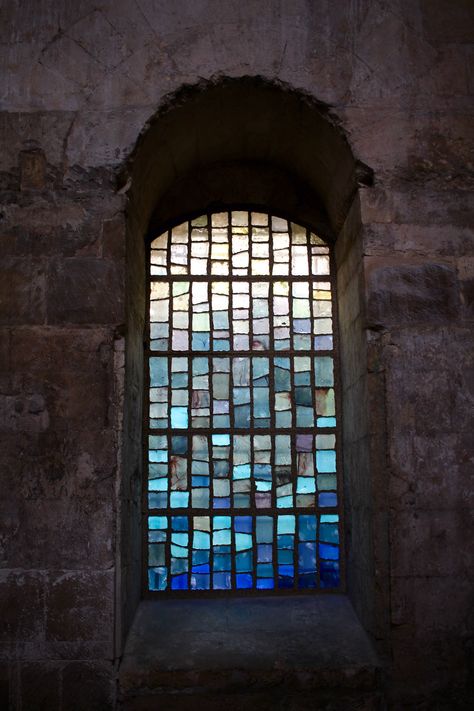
[{"xmin": 146, "ymin": 211, "xmax": 342, "ymax": 593}]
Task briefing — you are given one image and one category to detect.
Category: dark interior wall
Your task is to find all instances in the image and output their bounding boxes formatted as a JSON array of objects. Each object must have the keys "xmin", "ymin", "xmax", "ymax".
[{"xmin": 1, "ymin": 1, "xmax": 473, "ymax": 709}]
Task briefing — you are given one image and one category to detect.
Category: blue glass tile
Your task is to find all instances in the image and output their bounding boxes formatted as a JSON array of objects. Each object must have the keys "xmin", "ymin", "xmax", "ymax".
[
  {"xmin": 191, "ymin": 573, "xmax": 210, "ymax": 590},
  {"xmin": 171, "ymin": 436, "xmax": 188, "ymax": 455},
  {"xmin": 319, "ymin": 543, "xmax": 339, "ymax": 560},
  {"xmin": 150, "ymin": 357, "xmax": 168, "ymax": 387},
  {"xmin": 298, "ymin": 573, "xmax": 317, "ymax": 589},
  {"xmin": 257, "ymin": 578, "xmax": 274, "ymax": 589},
  {"xmin": 148, "ymin": 567, "xmax": 167, "ymax": 591},
  {"xmin": 170, "ymin": 491, "xmax": 189, "ymax": 508},
  {"xmin": 316, "ymin": 450, "xmax": 336, "ymax": 473},
  {"xmin": 192, "ymin": 563, "xmax": 210, "ymax": 574},
  {"xmin": 212, "ymin": 434, "xmax": 231, "ymax": 446},
  {"xmin": 213, "ymin": 572, "xmax": 231, "ymax": 589},
  {"xmin": 319, "ymin": 492, "xmax": 338, "ymax": 507},
  {"xmin": 213, "ymin": 529, "xmax": 231, "ymax": 545},
  {"xmin": 192, "ymin": 475, "xmax": 209, "ymax": 486},
  {"xmin": 277, "ymin": 533, "xmax": 294, "ymax": 548},
  {"xmin": 236, "ymin": 551, "xmax": 252, "ymax": 572},
  {"xmin": 298, "ymin": 542, "xmax": 317, "ymax": 571},
  {"xmin": 149, "ymin": 515, "xmax": 167, "ymax": 530},
  {"xmin": 148, "ymin": 530, "xmax": 166, "ymax": 543},
  {"xmin": 296, "ymin": 478, "xmax": 316, "ymax": 494},
  {"xmin": 148, "ymin": 492, "xmax": 167, "ymax": 508},
  {"xmin": 234, "ymin": 405, "xmax": 250, "ymax": 426},
  {"xmin": 149, "ymin": 450, "xmax": 168, "ymax": 463},
  {"xmin": 278, "ymin": 549, "xmax": 293, "ymax": 564},
  {"xmin": 193, "ymin": 357, "xmax": 209, "ymax": 374},
  {"xmin": 192, "ymin": 333, "xmax": 210, "ymax": 350},
  {"xmin": 149, "ymin": 477, "xmax": 168, "ymax": 493},
  {"xmin": 172, "ymin": 373, "xmax": 188, "ymax": 388},
  {"xmin": 171, "ymin": 573, "xmax": 188, "ymax": 590},
  {"xmin": 320, "ymin": 560, "xmax": 340, "ymax": 588},
  {"xmin": 192, "ymin": 549, "xmax": 210, "ymax": 564},
  {"xmin": 213, "ymin": 461, "xmax": 229, "ymax": 475},
  {"xmin": 235, "ymin": 516, "xmax": 252, "ymax": 533},
  {"xmin": 171, "ymin": 407, "xmax": 188, "ymax": 428},
  {"xmin": 257, "ymin": 544, "xmax": 272, "ymax": 562},
  {"xmin": 172, "ymin": 516, "xmax": 188, "ymax": 530},
  {"xmin": 235, "ymin": 533, "xmax": 252, "ymax": 550},
  {"xmin": 171, "ymin": 558, "xmax": 188, "ymax": 574},
  {"xmin": 257, "ymin": 563, "xmax": 273, "ymax": 577},
  {"xmin": 214, "ymin": 340, "xmax": 230, "ymax": 351},
  {"xmin": 317, "ymin": 416, "xmax": 337, "ymax": 428},
  {"xmin": 319, "ymin": 523, "xmax": 339, "ymax": 544},
  {"xmin": 193, "ymin": 531, "xmax": 210, "ymax": 549},
  {"xmin": 213, "ymin": 498, "xmax": 230, "ymax": 508},
  {"xmin": 236, "ymin": 573, "xmax": 253, "ymax": 589},
  {"xmin": 278, "ymin": 565, "xmax": 294, "ymax": 588},
  {"xmin": 314, "ymin": 335, "xmax": 333, "ymax": 351},
  {"xmin": 299, "ymin": 515, "xmax": 317, "ymax": 541},
  {"xmin": 233, "ymin": 464, "xmax": 251, "ymax": 479}
]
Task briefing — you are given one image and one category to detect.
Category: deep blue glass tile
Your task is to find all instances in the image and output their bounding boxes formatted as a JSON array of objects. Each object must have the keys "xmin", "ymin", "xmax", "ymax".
[
  {"xmin": 298, "ymin": 573, "xmax": 317, "ymax": 589},
  {"xmin": 171, "ymin": 573, "xmax": 188, "ymax": 590},
  {"xmin": 213, "ymin": 572, "xmax": 231, "ymax": 589},
  {"xmin": 319, "ymin": 543, "xmax": 339, "ymax": 560},
  {"xmin": 172, "ymin": 516, "xmax": 188, "ymax": 531},
  {"xmin": 319, "ymin": 492, "xmax": 338, "ymax": 507},
  {"xmin": 236, "ymin": 573, "xmax": 253, "ymax": 589},
  {"xmin": 191, "ymin": 573, "xmax": 210, "ymax": 590},
  {"xmin": 320, "ymin": 560, "xmax": 340, "ymax": 588},
  {"xmin": 235, "ymin": 516, "xmax": 252, "ymax": 533},
  {"xmin": 192, "ymin": 563, "xmax": 210, "ymax": 574}
]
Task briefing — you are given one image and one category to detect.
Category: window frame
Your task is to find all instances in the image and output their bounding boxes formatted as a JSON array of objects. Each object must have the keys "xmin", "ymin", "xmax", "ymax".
[{"xmin": 142, "ymin": 206, "xmax": 345, "ymax": 598}]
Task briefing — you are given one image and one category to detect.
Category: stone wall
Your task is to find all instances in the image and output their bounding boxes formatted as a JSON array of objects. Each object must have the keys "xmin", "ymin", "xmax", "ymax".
[{"xmin": 0, "ymin": 1, "xmax": 473, "ymax": 708}]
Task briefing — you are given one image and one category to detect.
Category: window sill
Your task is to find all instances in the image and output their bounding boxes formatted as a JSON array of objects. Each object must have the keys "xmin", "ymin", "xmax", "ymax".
[{"xmin": 119, "ymin": 595, "xmax": 382, "ymax": 706}]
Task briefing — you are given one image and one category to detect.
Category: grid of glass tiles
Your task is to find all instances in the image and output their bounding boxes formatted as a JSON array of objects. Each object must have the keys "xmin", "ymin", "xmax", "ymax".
[{"xmin": 146, "ymin": 212, "xmax": 341, "ymax": 593}]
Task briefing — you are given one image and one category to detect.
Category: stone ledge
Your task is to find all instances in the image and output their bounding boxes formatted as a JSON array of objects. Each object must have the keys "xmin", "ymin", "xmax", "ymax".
[{"xmin": 119, "ymin": 595, "xmax": 382, "ymax": 703}]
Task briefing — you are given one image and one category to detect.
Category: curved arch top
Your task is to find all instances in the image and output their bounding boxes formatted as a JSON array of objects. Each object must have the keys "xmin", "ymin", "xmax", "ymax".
[{"xmin": 125, "ymin": 77, "xmax": 368, "ymax": 243}]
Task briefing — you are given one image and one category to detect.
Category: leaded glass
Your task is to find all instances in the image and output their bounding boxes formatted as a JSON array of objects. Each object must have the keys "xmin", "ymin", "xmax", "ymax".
[{"xmin": 146, "ymin": 212, "xmax": 342, "ymax": 593}]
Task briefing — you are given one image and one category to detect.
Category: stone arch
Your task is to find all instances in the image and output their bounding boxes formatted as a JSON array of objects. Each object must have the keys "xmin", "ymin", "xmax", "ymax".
[{"xmin": 120, "ymin": 76, "xmax": 379, "ymax": 653}]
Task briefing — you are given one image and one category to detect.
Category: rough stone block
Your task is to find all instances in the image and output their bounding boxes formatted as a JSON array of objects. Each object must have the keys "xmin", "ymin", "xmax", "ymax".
[
  {"xmin": 421, "ymin": 0, "xmax": 474, "ymax": 43},
  {"xmin": 390, "ymin": 508, "xmax": 473, "ymax": 577},
  {"xmin": 2, "ymin": 498, "xmax": 114, "ymax": 570},
  {"xmin": 20, "ymin": 662, "xmax": 61, "ymax": 710},
  {"xmin": 0, "ymin": 571, "xmax": 45, "ymax": 642},
  {"xmin": 47, "ymin": 257, "xmax": 124, "ymax": 325},
  {"xmin": 0, "ymin": 663, "xmax": 10, "ymax": 709},
  {"xmin": 62, "ymin": 661, "xmax": 115, "ymax": 711},
  {"xmin": 10, "ymin": 327, "xmax": 114, "ymax": 431},
  {"xmin": 102, "ymin": 215, "xmax": 126, "ymax": 261},
  {"xmin": 19, "ymin": 149, "xmax": 46, "ymax": 191},
  {"xmin": 46, "ymin": 572, "xmax": 114, "ymax": 644},
  {"xmin": 0, "ymin": 258, "xmax": 46, "ymax": 326},
  {"xmin": 366, "ymin": 260, "xmax": 459, "ymax": 327}
]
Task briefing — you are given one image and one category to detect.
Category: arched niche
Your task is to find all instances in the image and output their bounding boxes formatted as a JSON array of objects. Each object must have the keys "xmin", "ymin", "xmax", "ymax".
[{"xmin": 119, "ymin": 76, "xmax": 380, "ymax": 656}]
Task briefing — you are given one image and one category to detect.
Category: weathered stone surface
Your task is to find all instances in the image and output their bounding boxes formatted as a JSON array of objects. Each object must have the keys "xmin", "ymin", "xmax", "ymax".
[
  {"xmin": 47, "ymin": 257, "xmax": 124, "ymax": 325},
  {"xmin": 62, "ymin": 661, "xmax": 115, "ymax": 711},
  {"xmin": 0, "ymin": 572, "xmax": 45, "ymax": 643},
  {"xmin": 0, "ymin": 1, "xmax": 473, "ymax": 709},
  {"xmin": 20, "ymin": 662, "xmax": 61, "ymax": 711},
  {"xmin": 46, "ymin": 572, "xmax": 114, "ymax": 644},
  {"xmin": 366, "ymin": 260, "xmax": 459, "ymax": 327}
]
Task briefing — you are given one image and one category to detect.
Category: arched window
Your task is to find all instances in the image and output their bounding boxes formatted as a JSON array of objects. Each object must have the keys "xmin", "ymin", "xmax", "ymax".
[{"xmin": 145, "ymin": 210, "xmax": 342, "ymax": 594}]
